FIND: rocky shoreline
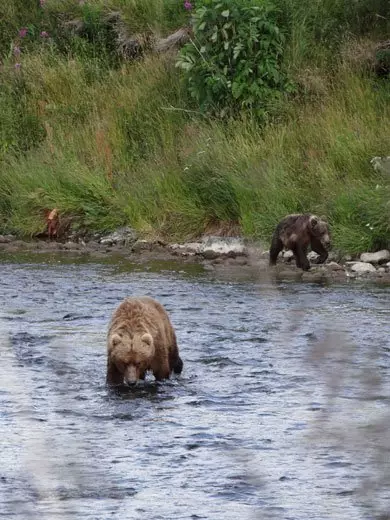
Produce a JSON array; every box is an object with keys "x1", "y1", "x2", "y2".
[{"x1": 0, "y1": 229, "x2": 389, "y2": 284}]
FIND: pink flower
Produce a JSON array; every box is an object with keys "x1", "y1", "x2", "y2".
[
  {"x1": 40, "y1": 31, "x2": 49, "y2": 38},
  {"x1": 19, "y1": 27, "x2": 28, "y2": 38},
  {"x1": 184, "y1": 1, "x2": 193, "y2": 10},
  {"x1": 40, "y1": 0, "x2": 46, "y2": 5},
  {"x1": 13, "y1": 46, "x2": 21, "y2": 57}
]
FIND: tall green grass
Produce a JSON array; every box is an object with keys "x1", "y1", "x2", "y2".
[{"x1": 0, "y1": 0, "x2": 389, "y2": 253}]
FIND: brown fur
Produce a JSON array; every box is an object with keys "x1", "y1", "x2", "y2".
[
  {"x1": 46, "y1": 208, "x2": 59, "y2": 239},
  {"x1": 269, "y1": 213, "x2": 331, "y2": 271},
  {"x1": 106, "y1": 296, "x2": 183, "y2": 386}
]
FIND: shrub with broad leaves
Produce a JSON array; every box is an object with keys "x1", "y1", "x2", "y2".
[{"x1": 176, "y1": 0, "x2": 294, "y2": 119}]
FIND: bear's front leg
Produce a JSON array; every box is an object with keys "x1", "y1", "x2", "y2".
[
  {"x1": 106, "y1": 359, "x2": 123, "y2": 385},
  {"x1": 293, "y1": 245, "x2": 310, "y2": 271},
  {"x1": 311, "y1": 237, "x2": 329, "y2": 264},
  {"x1": 153, "y1": 360, "x2": 171, "y2": 382}
]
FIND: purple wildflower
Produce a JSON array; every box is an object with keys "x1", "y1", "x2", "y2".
[
  {"x1": 13, "y1": 46, "x2": 21, "y2": 57},
  {"x1": 15, "y1": 63, "x2": 21, "y2": 70},
  {"x1": 40, "y1": 0, "x2": 46, "y2": 5},
  {"x1": 19, "y1": 27, "x2": 28, "y2": 38},
  {"x1": 40, "y1": 31, "x2": 49, "y2": 38},
  {"x1": 184, "y1": 1, "x2": 193, "y2": 10}
]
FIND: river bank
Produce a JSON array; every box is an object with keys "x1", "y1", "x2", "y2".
[{"x1": 1, "y1": 231, "x2": 390, "y2": 285}]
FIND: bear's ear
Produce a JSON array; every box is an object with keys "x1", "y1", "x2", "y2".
[
  {"x1": 141, "y1": 333, "x2": 155, "y2": 356},
  {"x1": 310, "y1": 216, "x2": 318, "y2": 229}
]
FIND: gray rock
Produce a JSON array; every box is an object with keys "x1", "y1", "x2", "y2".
[
  {"x1": 378, "y1": 267, "x2": 386, "y2": 273},
  {"x1": 169, "y1": 242, "x2": 202, "y2": 255},
  {"x1": 348, "y1": 262, "x2": 377, "y2": 274},
  {"x1": 326, "y1": 261, "x2": 344, "y2": 271},
  {"x1": 307, "y1": 251, "x2": 319, "y2": 261},
  {"x1": 360, "y1": 250, "x2": 390, "y2": 264},
  {"x1": 63, "y1": 241, "x2": 81, "y2": 250},
  {"x1": 282, "y1": 250, "x2": 294, "y2": 261},
  {"x1": 199, "y1": 236, "x2": 247, "y2": 259},
  {"x1": 302, "y1": 270, "x2": 329, "y2": 283},
  {"x1": 132, "y1": 240, "x2": 152, "y2": 253},
  {"x1": 232, "y1": 256, "x2": 249, "y2": 266},
  {"x1": 0, "y1": 235, "x2": 11, "y2": 243},
  {"x1": 370, "y1": 156, "x2": 390, "y2": 175},
  {"x1": 99, "y1": 226, "x2": 138, "y2": 246},
  {"x1": 202, "y1": 249, "x2": 220, "y2": 260}
]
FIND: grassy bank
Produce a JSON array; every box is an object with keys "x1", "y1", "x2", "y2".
[{"x1": 0, "y1": 0, "x2": 389, "y2": 254}]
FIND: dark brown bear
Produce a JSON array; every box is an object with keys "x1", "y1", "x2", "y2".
[
  {"x1": 269, "y1": 214, "x2": 331, "y2": 271},
  {"x1": 106, "y1": 296, "x2": 183, "y2": 386}
]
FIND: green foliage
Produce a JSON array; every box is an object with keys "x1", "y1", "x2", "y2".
[
  {"x1": 279, "y1": 0, "x2": 390, "y2": 67},
  {"x1": 0, "y1": 0, "x2": 389, "y2": 253},
  {"x1": 329, "y1": 183, "x2": 390, "y2": 254},
  {"x1": 0, "y1": 72, "x2": 45, "y2": 157},
  {"x1": 182, "y1": 163, "x2": 240, "y2": 223},
  {"x1": 176, "y1": 0, "x2": 293, "y2": 119},
  {"x1": 0, "y1": 151, "x2": 126, "y2": 235},
  {"x1": 0, "y1": 0, "x2": 40, "y2": 57}
]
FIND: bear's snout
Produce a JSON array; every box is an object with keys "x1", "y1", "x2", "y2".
[{"x1": 124, "y1": 364, "x2": 140, "y2": 385}]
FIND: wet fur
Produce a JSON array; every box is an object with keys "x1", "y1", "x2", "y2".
[
  {"x1": 269, "y1": 214, "x2": 330, "y2": 271},
  {"x1": 106, "y1": 296, "x2": 183, "y2": 386}
]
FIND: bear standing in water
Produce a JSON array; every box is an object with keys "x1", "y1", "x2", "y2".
[
  {"x1": 106, "y1": 296, "x2": 183, "y2": 386},
  {"x1": 269, "y1": 214, "x2": 331, "y2": 271}
]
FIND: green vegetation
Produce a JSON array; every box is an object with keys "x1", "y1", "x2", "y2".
[
  {"x1": 0, "y1": 0, "x2": 389, "y2": 253},
  {"x1": 176, "y1": 0, "x2": 293, "y2": 119}
]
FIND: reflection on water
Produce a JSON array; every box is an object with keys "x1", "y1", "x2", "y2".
[{"x1": 0, "y1": 252, "x2": 389, "y2": 520}]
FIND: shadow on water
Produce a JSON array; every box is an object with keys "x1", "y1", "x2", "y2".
[
  {"x1": 0, "y1": 251, "x2": 389, "y2": 520},
  {"x1": 0, "y1": 249, "x2": 205, "y2": 277}
]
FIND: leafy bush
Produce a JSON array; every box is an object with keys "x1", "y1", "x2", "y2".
[{"x1": 176, "y1": 0, "x2": 293, "y2": 119}]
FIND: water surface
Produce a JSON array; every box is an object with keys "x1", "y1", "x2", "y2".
[{"x1": 0, "y1": 252, "x2": 389, "y2": 520}]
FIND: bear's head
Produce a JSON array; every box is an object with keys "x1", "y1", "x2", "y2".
[
  {"x1": 309, "y1": 215, "x2": 331, "y2": 249},
  {"x1": 109, "y1": 331, "x2": 155, "y2": 386}
]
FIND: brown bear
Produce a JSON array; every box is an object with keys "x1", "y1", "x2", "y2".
[
  {"x1": 106, "y1": 296, "x2": 183, "y2": 386},
  {"x1": 269, "y1": 213, "x2": 331, "y2": 271}
]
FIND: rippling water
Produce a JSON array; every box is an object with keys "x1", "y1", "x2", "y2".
[{"x1": 0, "y1": 252, "x2": 389, "y2": 520}]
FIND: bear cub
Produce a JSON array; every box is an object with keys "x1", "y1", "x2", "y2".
[
  {"x1": 106, "y1": 296, "x2": 183, "y2": 386},
  {"x1": 269, "y1": 213, "x2": 331, "y2": 271}
]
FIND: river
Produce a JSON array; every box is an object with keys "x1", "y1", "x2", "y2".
[{"x1": 0, "y1": 252, "x2": 389, "y2": 520}]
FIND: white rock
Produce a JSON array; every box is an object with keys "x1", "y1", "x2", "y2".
[
  {"x1": 100, "y1": 226, "x2": 138, "y2": 246},
  {"x1": 282, "y1": 250, "x2": 294, "y2": 260},
  {"x1": 307, "y1": 251, "x2": 319, "y2": 261},
  {"x1": 169, "y1": 242, "x2": 202, "y2": 254},
  {"x1": 370, "y1": 156, "x2": 390, "y2": 175},
  {"x1": 200, "y1": 236, "x2": 247, "y2": 259},
  {"x1": 349, "y1": 262, "x2": 377, "y2": 274},
  {"x1": 360, "y1": 250, "x2": 390, "y2": 264}
]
